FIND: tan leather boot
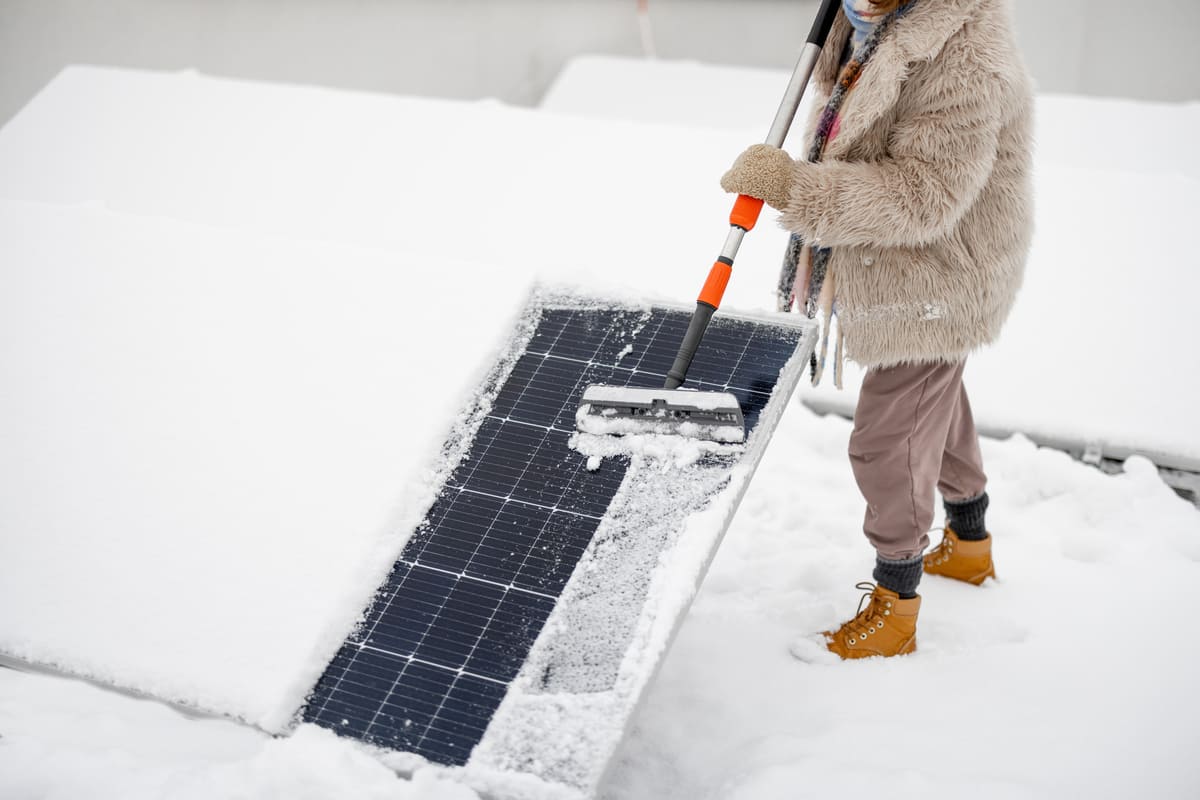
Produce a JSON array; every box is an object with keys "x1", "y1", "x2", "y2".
[
  {"x1": 924, "y1": 527, "x2": 995, "y2": 585},
  {"x1": 825, "y1": 583, "x2": 920, "y2": 660}
]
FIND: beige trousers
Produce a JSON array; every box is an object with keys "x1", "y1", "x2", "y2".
[{"x1": 848, "y1": 360, "x2": 988, "y2": 561}]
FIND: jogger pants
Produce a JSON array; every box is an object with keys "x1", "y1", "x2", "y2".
[{"x1": 849, "y1": 360, "x2": 988, "y2": 561}]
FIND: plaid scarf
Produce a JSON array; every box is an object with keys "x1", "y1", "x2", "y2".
[{"x1": 777, "y1": 8, "x2": 905, "y2": 386}]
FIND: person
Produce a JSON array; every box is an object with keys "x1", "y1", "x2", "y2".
[{"x1": 720, "y1": 0, "x2": 1034, "y2": 659}]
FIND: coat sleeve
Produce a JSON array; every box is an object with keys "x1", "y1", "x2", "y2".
[{"x1": 779, "y1": 71, "x2": 1007, "y2": 249}]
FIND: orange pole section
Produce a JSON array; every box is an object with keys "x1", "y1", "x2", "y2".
[
  {"x1": 729, "y1": 194, "x2": 764, "y2": 231},
  {"x1": 697, "y1": 260, "x2": 733, "y2": 309}
]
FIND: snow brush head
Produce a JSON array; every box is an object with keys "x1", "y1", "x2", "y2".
[{"x1": 575, "y1": 385, "x2": 746, "y2": 444}]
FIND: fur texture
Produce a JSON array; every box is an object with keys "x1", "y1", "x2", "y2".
[
  {"x1": 780, "y1": 0, "x2": 1034, "y2": 368},
  {"x1": 720, "y1": 143, "x2": 796, "y2": 211}
]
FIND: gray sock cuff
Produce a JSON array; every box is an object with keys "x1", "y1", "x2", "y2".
[
  {"x1": 873, "y1": 554, "x2": 924, "y2": 598},
  {"x1": 944, "y1": 492, "x2": 989, "y2": 540}
]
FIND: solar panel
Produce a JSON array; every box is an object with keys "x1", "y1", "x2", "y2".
[{"x1": 302, "y1": 290, "x2": 816, "y2": 793}]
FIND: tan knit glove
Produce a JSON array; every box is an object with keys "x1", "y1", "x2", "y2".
[{"x1": 720, "y1": 144, "x2": 796, "y2": 211}]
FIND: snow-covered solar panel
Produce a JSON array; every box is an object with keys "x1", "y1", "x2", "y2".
[{"x1": 302, "y1": 290, "x2": 816, "y2": 797}]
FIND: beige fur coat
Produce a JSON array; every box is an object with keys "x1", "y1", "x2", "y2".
[{"x1": 781, "y1": 0, "x2": 1034, "y2": 368}]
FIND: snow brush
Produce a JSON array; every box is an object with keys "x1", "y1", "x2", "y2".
[{"x1": 575, "y1": 0, "x2": 840, "y2": 443}]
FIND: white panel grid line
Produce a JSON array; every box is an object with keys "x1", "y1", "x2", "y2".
[
  {"x1": 312, "y1": 307, "x2": 576, "y2": 726},
  {"x1": 479, "y1": 310, "x2": 620, "y2": 593},
  {"x1": 318, "y1": 656, "x2": 499, "y2": 740},
  {"x1": 361, "y1": 567, "x2": 467, "y2": 740},
  {"x1": 414, "y1": 580, "x2": 520, "y2": 752},
  {"x1": 487, "y1": 415, "x2": 574, "y2": 436},
  {"x1": 325, "y1": 308, "x2": 612, "y2": 739},
  {"x1": 398, "y1": 559, "x2": 558, "y2": 601},
  {"x1": 425, "y1": 309, "x2": 619, "y2": 596},
  {"x1": 450, "y1": 485, "x2": 604, "y2": 522},
  {"x1": 377, "y1": 309, "x2": 615, "y2": 747}
]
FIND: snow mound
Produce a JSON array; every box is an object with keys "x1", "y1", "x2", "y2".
[
  {"x1": 601, "y1": 412, "x2": 1200, "y2": 800},
  {"x1": 1, "y1": 59, "x2": 1198, "y2": 800}
]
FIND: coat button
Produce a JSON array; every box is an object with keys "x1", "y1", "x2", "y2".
[{"x1": 863, "y1": 256, "x2": 875, "y2": 266}]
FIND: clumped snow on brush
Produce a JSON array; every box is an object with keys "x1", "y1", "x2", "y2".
[{"x1": 570, "y1": 430, "x2": 743, "y2": 470}]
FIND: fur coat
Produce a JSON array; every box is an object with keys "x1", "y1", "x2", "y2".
[{"x1": 781, "y1": 0, "x2": 1034, "y2": 368}]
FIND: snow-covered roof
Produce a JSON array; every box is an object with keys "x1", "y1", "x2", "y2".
[{"x1": 2, "y1": 58, "x2": 1199, "y2": 799}]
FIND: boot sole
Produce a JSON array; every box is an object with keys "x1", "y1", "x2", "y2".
[
  {"x1": 826, "y1": 635, "x2": 917, "y2": 660},
  {"x1": 924, "y1": 563, "x2": 996, "y2": 586}
]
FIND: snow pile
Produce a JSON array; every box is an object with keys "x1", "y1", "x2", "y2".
[
  {"x1": 0, "y1": 198, "x2": 531, "y2": 730},
  {"x1": 4, "y1": 407, "x2": 1197, "y2": 798},
  {"x1": 0, "y1": 64, "x2": 802, "y2": 732},
  {"x1": 0, "y1": 669, "x2": 479, "y2": 800},
  {"x1": 0, "y1": 61, "x2": 770, "y2": 731},
  {"x1": 600, "y1": 408, "x2": 1200, "y2": 799},
  {"x1": 1, "y1": 58, "x2": 1198, "y2": 799}
]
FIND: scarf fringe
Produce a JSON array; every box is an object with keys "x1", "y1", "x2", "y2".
[{"x1": 780, "y1": 7, "x2": 904, "y2": 388}]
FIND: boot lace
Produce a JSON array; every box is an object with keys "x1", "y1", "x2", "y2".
[
  {"x1": 926, "y1": 529, "x2": 954, "y2": 565},
  {"x1": 835, "y1": 582, "x2": 893, "y2": 644}
]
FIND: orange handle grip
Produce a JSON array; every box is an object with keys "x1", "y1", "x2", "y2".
[
  {"x1": 698, "y1": 260, "x2": 733, "y2": 309},
  {"x1": 730, "y1": 194, "x2": 764, "y2": 231}
]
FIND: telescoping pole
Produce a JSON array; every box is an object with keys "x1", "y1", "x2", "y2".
[{"x1": 663, "y1": 0, "x2": 841, "y2": 390}]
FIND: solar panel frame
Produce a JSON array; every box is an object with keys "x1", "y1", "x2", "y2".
[{"x1": 302, "y1": 288, "x2": 817, "y2": 796}]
